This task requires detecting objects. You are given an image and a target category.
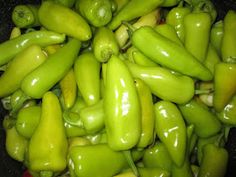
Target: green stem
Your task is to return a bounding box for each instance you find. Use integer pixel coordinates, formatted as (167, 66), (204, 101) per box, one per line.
(123, 150), (139, 177)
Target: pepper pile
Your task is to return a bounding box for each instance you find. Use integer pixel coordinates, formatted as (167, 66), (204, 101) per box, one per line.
(0, 0), (235, 177)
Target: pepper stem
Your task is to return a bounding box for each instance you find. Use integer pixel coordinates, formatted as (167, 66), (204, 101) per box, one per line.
(123, 150), (140, 177)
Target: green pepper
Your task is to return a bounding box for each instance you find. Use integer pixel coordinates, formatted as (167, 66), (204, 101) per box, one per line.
(131, 26), (213, 81)
(64, 122), (87, 138)
(154, 23), (183, 46)
(12, 4), (40, 28)
(93, 27), (119, 63)
(216, 95), (236, 126)
(38, 1), (91, 41)
(125, 60), (194, 104)
(75, 0), (113, 27)
(43, 0), (76, 8)
(154, 100), (186, 167)
(134, 78), (155, 148)
(0, 30), (65, 66)
(79, 100), (105, 134)
(161, 0), (181, 7)
(16, 105), (41, 139)
(68, 137), (91, 150)
(178, 99), (222, 138)
(0, 45), (46, 98)
(198, 144), (228, 177)
(213, 61), (236, 112)
(112, 0), (129, 15)
(221, 10), (236, 62)
(166, 2), (191, 42)
(3, 116), (28, 162)
(210, 20), (223, 55)
(108, 0), (164, 30)
(104, 55), (141, 151)
(74, 51), (101, 106)
(84, 131), (107, 145)
(183, 11), (212, 62)
(28, 91), (68, 176)
(21, 38), (81, 99)
(142, 142), (172, 172)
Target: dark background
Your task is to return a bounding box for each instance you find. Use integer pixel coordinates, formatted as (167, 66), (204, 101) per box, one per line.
(0, 0), (236, 176)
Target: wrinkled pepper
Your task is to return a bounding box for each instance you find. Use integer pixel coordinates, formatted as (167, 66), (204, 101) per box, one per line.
(213, 60), (236, 112)
(154, 100), (187, 167)
(75, 0), (113, 27)
(178, 98), (222, 138)
(38, 1), (91, 41)
(74, 51), (101, 106)
(0, 30), (65, 66)
(0, 45), (46, 97)
(28, 91), (68, 177)
(21, 38), (81, 99)
(131, 26), (213, 81)
(125, 60), (194, 104)
(108, 0), (164, 30)
(104, 55), (141, 151)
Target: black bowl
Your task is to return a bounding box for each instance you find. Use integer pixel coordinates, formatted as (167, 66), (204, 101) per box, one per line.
(0, 0), (236, 176)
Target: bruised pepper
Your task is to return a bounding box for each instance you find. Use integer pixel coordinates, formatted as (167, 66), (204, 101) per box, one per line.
(104, 55), (141, 151)
(28, 92), (68, 177)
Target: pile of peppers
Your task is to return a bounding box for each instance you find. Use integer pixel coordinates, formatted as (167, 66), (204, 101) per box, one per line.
(0, 0), (236, 176)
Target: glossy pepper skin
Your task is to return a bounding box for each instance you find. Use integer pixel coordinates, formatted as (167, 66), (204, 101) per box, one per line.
(125, 60), (194, 104)
(178, 99), (222, 138)
(74, 51), (101, 106)
(75, 0), (113, 27)
(16, 105), (41, 139)
(21, 38), (81, 99)
(0, 31), (65, 66)
(198, 144), (228, 177)
(154, 101), (187, 167)
(68, 144), (128, 177)
(38, 1), (91, 41)
(93, 27), (119, 63)
(0, 45), (46, 98)
(104, 55), (141, 151)
(28, 91), (68, 175)
(131, 26), (213, 81)
(134, 78), (155, 148)
(213, 61), (236, 112)
(142, 142), (172, 172)
(210, 20), (223, 55)
(108, 0), (164, 30)
(183, 12), (212, 62)
(221, 10), (236, 61)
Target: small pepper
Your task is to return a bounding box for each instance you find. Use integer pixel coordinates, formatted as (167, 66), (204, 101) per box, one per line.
(154, 100), (187, 167)
(38, 1), (91, 41)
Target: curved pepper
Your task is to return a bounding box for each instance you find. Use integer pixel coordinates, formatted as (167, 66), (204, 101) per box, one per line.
(74, 51), (101, 106)
(183, 11), (212, 62)
(0, 31), (65, 66)
(166, 3), (191, 42)
(12, 4), (40, 28)
(213, 61), (236, 112)
(59, 68), (77, 109)
(154, 100), (187, 167)
(108, 0), (164, 30)
(125, 60), (194, 104)
(221, 10), (236, 62)
(93, 27), (119, 63)
(142, 142), (172, 171)
(16, 105), (41, 139)
(28, 91), (68, 176)
(178, 99), (222, 138)
(216, 95), (236, 126)
(21, 38), (81, 99)
(134, 78), (155, 148)
(75, 0), (113, 27)
(131, 26), (213, 81)
(38, 1), (91, 41)
(210, 20), (223, 55)
(0, 45), (46, 98)
(198, 144), (228, 177)
(104, 55), (141, 151)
